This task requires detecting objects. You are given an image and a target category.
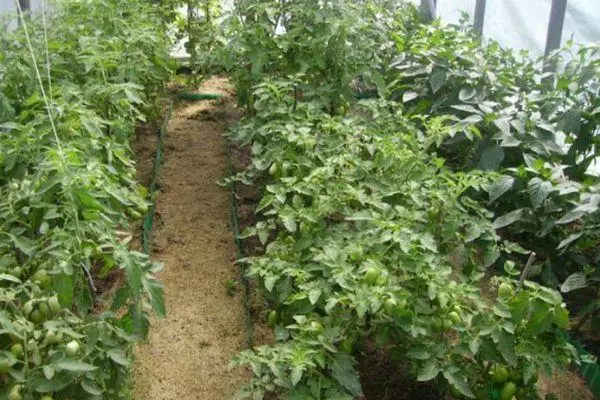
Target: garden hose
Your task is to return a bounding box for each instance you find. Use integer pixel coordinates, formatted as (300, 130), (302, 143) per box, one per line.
(142, 101), (172, 254)
(226, 141), (255, 349)
(570, 336), (600, 397)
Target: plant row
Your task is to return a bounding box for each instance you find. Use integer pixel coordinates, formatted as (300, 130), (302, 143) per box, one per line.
(0, 1), (171, 399)
(220, 1), (600, 399)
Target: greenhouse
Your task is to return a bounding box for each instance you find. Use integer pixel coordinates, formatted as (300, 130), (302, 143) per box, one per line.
(1, 0), (600, 399)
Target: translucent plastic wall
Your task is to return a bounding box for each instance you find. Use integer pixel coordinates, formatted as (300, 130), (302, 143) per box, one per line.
(2, 0), (599, 56)
(415, 0), (600, 56)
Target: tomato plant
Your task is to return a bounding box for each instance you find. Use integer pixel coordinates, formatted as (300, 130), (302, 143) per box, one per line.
(383, 16), (600, 334)
(227, 77), (575, 398)
(0, 0), (171, 397)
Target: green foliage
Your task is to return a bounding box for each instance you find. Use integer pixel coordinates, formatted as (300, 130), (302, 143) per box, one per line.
(217, 2), (600, 398)
(384, 18), (600, 331)
(228, 80), (575, 399)
(0, 0), (171, 397)
(220, 0), (415, 112)
(155, 0), (225, 78)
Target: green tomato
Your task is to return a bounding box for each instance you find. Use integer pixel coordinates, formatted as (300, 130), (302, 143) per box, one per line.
(45, 330), (62, 345)
(48, 295), (61, 314)
(32, 269), (52, 289)
(310, 321), (324, 333)
(268, 163), (280, 176)
(267, 311), (278, 328)
(364, 267), (380, 285)
(38, 302), (52, 319)
(500, 381), (517, 400)
(490, 365), (510, 384)
(65, 340), (80, 357)
(10, 343), (24, 358)
(0, 359), (13, 373)
(348, 246), (364, 262)
(375, 272), (388, 286)
(448, 311), (461, 324)
(498, 282), (514, 299)
(29, 309), (45, 324)
(384, 298), (396, 315)
(129, 209), (142, 220)
(137, 203), (149, 214)
(22, 301), (34, 317)
(431, 318), (443, 332)
(340, 339), (353, 353)
(8, 385), (21, 400)
(40, 396), (54, 400)
(8, 182), (19, 191)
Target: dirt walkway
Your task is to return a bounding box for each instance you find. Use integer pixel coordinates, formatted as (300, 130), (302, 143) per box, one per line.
(133, 77), (248, 400)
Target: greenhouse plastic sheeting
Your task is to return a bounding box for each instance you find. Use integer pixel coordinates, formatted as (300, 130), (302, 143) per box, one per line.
(2, 1), (599, 55)
(409, 0), (599, 55)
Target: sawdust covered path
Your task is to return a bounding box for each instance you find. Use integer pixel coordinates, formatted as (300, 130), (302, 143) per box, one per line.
(132, 77), (248, 400)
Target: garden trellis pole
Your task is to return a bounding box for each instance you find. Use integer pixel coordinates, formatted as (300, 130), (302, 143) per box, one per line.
(543, 0), (568, 77)
(473, 0), (486, 35)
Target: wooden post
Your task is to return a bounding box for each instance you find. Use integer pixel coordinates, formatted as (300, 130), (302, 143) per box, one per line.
(543, 0), (568, 78)
(17, 0), (31, 26)
(19, 0), (30, 11)
(473, 0), (486, 35)
(420, 0), (436, 22)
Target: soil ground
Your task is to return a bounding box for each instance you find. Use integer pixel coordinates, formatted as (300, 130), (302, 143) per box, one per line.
(132, 77), (249, 400)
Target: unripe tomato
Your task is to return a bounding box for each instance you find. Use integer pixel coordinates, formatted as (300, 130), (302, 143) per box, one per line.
(448, 311), (461, 324)
(340, 339), (353, 353)
(129, 209), (142, 220)
(0, 359), (13, 373)
(38, 302), (52, 319)
(29, 309), (44, 324)
(490, 365), (510, 384)
(268, 163), (280, 176)
(40, 396), (54, 400)
(348, 246), (364, 263)
(375, 272), (388, 286)
(500, 381), (517, 400)
(431, 318), (443, 332)
(310, 321), (324, 333)
(45, 330), (62, 345)
(364, 267), (380, 285)
(267, 311), (278, 327)
(22, 301), (34, 317)
(8, 385), (21, 400)
(8, 182), (19, 191)
(65, 340), (80, 357)
(48, 295), (61, 314)
(384, 298), (396, 315)
(32, 269), (52, 289)
(498, 282), (514, 299)
(10, 343), (24, 358)
(137, 203), (149, 214)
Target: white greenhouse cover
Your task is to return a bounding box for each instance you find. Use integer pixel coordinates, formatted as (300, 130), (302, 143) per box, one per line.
(2, 1), (599, 56)
(429, 0), (600, 56)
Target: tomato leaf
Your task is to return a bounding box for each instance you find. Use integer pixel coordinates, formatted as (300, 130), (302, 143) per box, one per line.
(492, 209), (524, 229)
(330, 352), (363, 396)
(560, 273), (588, 293)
